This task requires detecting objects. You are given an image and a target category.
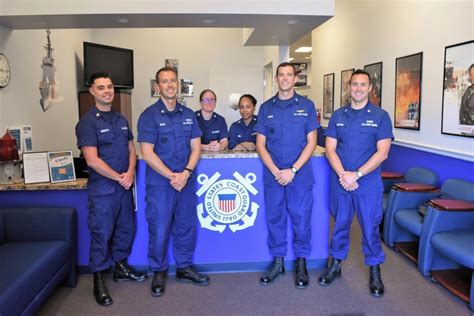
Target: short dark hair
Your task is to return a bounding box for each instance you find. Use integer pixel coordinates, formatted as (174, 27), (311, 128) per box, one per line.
(350, 69), (371, 83)
(239, 94), (257, 107)
(155, 66), (178, 82)
(276, 62), (297, 76)
(199, 89), (217, 101)
(89, 72), (112, 86)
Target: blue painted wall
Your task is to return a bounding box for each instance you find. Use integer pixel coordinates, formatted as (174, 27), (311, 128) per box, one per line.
(382, 144), (474, 186)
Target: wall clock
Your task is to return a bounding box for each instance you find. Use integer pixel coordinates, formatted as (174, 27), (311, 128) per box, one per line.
(0, 53), (11, 88)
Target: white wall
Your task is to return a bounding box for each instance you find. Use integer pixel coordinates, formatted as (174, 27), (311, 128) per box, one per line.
(311, 0), (473, 159)
(0, 28), (264, 155)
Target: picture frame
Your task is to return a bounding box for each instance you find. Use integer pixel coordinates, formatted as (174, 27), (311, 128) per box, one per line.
(292, 63), (308, 87)
(441, 40), (474, 137)
(394, 52), (423, 130)
(48, 150), (76, 183)
(323, 73), (335, 119)
(180, 79), (194, 97)
(364, 62), (383, 107)
(165, 58), (179, 76)
(150, 79), (160, 97)
(23, 152), (50, 184)
(340, 68), (354, 107)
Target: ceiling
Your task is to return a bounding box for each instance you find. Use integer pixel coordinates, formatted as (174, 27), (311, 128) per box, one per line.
(0, 13), (328, 46)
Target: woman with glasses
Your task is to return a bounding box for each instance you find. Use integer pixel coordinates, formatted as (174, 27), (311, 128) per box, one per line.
(195, 89), (229, 151)
(228, 94), (258, 151)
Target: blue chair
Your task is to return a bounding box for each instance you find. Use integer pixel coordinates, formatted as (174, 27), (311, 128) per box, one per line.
(417, 189), (474, 311)
(383, 169), (440, 248)
(382, 167), (438, 212)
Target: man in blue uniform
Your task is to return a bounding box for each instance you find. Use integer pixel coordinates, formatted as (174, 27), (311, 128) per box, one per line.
(255, 62), (319, 289)
(75, 73), (147, 307)
(138, 66), (209, 298)
(229, 94), (258, 151)
(318, 69), (393, 297)
(195, 89), (229, 151)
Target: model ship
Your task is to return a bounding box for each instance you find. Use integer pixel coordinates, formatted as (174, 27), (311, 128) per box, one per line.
(39, 29), (62, 111)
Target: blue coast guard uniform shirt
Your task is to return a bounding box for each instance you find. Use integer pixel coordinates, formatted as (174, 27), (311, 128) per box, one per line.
(138, 99), (202, 186)
(228, 115), (258, 149)
(254, 93), (320, 186)
(195, 110), (229, 145)
(76, 106), (133, 196)
(325, 102), (394, 194)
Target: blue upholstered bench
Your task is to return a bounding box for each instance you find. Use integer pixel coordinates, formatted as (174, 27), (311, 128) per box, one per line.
(0, 207), (77, 316)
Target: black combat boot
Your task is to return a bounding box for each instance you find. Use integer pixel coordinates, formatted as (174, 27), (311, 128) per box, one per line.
(151, 271), (167, 297)
(259, 257), (285, 285)
(176, 266), (210, 286)
(295, 257), (309, 289)
(93, 272), (113, 306)
(369, 265), (385, 297)
(113, 260), (147, 282)
(317, 258), (341, 286)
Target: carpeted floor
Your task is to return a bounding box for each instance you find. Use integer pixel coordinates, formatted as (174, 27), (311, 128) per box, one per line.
(38, 221), (472, 315)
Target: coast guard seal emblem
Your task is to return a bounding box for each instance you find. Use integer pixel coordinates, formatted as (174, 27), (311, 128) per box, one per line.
(196, 171), (259, 233)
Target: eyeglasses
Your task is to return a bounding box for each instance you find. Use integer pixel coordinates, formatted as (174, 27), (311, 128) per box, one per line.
(201, 98), (216, 104)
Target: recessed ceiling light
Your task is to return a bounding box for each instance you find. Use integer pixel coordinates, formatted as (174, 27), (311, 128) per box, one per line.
(117, 18), (130, 24)
(202, 19), (216, 24)
(295, 47), (312, 53)
(304, 56), (312, 59)
(287, 19), (300, 25)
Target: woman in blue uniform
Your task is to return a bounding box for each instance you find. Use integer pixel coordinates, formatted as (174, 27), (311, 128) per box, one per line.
(195, 89), (229, 151)
(228, 94), (258, 151)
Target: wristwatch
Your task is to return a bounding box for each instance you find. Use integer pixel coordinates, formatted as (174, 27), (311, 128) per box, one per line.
(355, 169), (363, 178)
(184, 167), (193, 176)
(291, 166), (299, 174)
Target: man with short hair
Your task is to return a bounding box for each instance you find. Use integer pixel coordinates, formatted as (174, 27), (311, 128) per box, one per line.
(75, 73), (147, 307)
(138, 66), (209, 298)
(318, 69), (393, 297)
(255, 62), (319, 289)
(459, 64), (474, 126)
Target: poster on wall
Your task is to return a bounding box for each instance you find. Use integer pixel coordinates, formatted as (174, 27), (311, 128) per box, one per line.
(441, 40), (474, 138)
(364, 62), (383, 107)
(323, 73), (335, 119)
(340, 68), (354, 107)
(165, 58), (179, 76)
(292, 63), (308, 87)
(394, 52), (423, 130)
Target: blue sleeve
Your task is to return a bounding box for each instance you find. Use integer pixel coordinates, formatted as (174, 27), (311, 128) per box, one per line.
(377, 112), (394, 141)
(228, 122), (238, 149)
(253, 105), (267, 136)
(75, 118), (97, 148)
(220, 117), (229, 140)
(137, 109), (157, 144)
(324, 113), (338, 139)
(191, 112), (203, 139)
(305, 101), (320, 134)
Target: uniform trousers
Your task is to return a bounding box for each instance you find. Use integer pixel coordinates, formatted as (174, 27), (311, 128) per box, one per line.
(145, 182), (196, 271)
(88, 188), (135, 272)
(264, 185), (313, 258)
(329, 192), (385, 266)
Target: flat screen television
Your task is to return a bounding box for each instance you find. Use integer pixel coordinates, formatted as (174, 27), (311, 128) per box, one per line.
(83, 42), (134, 89)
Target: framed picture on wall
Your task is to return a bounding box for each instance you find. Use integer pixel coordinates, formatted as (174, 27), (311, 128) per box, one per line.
(364, 62), (383, 107)
(180, 79), (194, 97)
(340, 68), (354, 107)
(165, 59), (179, 75)
(323, 73), (335, 119)
(150, 79), (160, 97)
(441, 40), (474, 138)
(292, 63), (308, 87)
(394, 52), (423, 130)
